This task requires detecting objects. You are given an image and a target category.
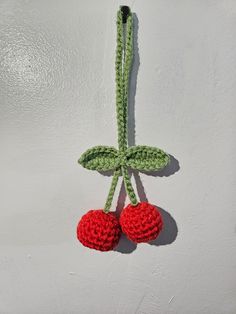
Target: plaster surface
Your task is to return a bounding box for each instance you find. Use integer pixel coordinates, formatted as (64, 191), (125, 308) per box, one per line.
(0, 1), (236, 313)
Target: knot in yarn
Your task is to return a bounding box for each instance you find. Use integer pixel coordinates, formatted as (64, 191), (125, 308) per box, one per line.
(120, 202), (163, 243)
(117, 150), (127, 166)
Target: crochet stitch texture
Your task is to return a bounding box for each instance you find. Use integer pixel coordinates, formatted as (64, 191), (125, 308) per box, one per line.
(77, 210), (121, 251)
(120, 202), (163, 243)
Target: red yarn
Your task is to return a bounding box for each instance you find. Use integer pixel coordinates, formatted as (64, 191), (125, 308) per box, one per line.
(120, 202), (163, 243)
(77, 210), (121, 251)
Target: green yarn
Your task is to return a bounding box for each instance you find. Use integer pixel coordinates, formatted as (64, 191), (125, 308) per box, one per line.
(79, 145), (119, 171)
(122, 166), (138, 206)
(126, 145), (170, 171)
(79, 144), (170, 172)
(104, 168), (121, 213)
(78, 6), (170, 212)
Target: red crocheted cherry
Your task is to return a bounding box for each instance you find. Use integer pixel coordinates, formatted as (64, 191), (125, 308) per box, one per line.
(77, 210), (121, 251)
(120, 202), (163, 243)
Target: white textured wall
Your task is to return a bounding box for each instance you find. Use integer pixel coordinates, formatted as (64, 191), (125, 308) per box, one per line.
(1, 1), (236, 313)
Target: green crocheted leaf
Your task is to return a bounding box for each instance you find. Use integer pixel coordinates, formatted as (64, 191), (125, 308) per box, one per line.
(126, 145), (170, 171)
(78, 145), (119, 171)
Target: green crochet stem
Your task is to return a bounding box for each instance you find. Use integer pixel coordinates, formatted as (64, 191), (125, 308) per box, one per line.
(104, 168), (121, 213)
(104, 7), (138, 212)
(122, 166), (138, 205)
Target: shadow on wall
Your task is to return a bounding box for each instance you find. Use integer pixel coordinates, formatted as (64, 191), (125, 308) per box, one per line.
(100, 13), (179, 254)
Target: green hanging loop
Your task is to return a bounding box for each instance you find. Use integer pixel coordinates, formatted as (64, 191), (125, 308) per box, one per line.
(103, 6), (139, 212)
(78, 6), (170, 213)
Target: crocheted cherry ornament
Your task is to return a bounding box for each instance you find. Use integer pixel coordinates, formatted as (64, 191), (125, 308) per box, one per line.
(76, 7), (171, 251)
(120, 202), (163, 243)
(77, 210), (121, 251)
